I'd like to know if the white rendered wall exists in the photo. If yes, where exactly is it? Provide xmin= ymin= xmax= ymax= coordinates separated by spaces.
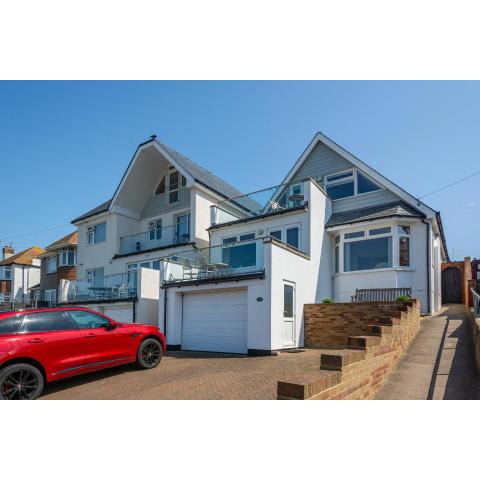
xmin=136 ymin=267 xmax=160 ymax=325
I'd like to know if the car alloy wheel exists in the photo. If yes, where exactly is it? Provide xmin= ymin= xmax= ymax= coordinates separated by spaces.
xmin=0 ymin=367 xmax=42 ymax=400
xmin=137 ymin=338 xmax=163 ymax=369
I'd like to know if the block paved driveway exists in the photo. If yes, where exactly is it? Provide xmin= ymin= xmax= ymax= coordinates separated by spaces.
xmin=41 ymin=348 xmax=322 ymax=400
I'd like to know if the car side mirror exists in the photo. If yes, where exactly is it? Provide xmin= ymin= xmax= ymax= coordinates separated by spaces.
xmin=106 ymin=321 xmax=117 ymax=331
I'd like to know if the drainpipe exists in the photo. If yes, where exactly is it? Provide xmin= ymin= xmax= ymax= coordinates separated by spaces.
xmin=163 ymin=285 xmax=168 ymax=340
xmin=421 ymin=218 xmax=431 ymax=314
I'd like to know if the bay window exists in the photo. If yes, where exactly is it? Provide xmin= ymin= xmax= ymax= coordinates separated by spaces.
xmin=334 ymin=224 xmax=412 ymax=273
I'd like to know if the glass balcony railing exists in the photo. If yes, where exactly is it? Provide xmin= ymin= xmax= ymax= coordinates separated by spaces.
xmin=62 ymin=273 xmax=137 ymax=303
xmin=163 ymin=238 xmax=266 ymax=284
xmin=213 ymin=181 xmax=308 ymax=225
xmin=118 ymin=221 xmax=190 ymax=256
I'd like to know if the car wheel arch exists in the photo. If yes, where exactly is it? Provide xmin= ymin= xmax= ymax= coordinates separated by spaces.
xmin=140 ymin=334 xmax=165 ymax=351
xmin=0 ymin=357 xmax=47 ymax=383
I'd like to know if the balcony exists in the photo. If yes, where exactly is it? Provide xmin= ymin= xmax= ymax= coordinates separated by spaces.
xmin=163 ymin=238 xmax=266 ymax=285
xmin=118 ymin=221 xmax=191 ymax=256
xmin=211 ymin=181 xmax=308 ymax=227
xmin=62 ymin=273 xmax=137 ymax=303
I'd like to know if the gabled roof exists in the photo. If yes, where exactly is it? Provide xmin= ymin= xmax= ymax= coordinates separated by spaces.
xmin=284 ymin=132 xmax=449 ymax=259
xmin=72 ymin=138 xmax=254 ymax=224
xmin=326 ymin=201 xmax=424 ymax=228
xmin=0 ymin=246 xmax=45 ymax=266
xmin=44 ymin=231 xmax=78 ymax=251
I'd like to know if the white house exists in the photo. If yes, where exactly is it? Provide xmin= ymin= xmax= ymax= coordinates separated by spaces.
xmin=0 ymin=245 xmax=44 ymax=308
xmin=66 ymin=133 xmax=448 ymax=355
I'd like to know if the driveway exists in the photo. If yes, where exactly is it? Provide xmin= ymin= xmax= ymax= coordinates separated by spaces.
xmin=41 ymin=348 xmax=322 ymax=400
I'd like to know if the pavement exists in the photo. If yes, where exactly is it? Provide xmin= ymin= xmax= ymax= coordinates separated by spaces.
xmin=376 ymin=304 xmax=480 ymax=400
xmin=41 ymin=348 xmax=324 ymax=400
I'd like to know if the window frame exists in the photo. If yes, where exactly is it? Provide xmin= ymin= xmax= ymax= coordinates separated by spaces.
xmin=44 ymin=289 xmax=57 ymax=306
xmin=58 ymin=246 xmax=76 ymax=266
xmin=148 ymin=219 xmax=162 ymax=241
xmin=87 ymin=222 xmax=107 ymax=245
xmin=324 ymin=168 xmax=383 ymax=201
xmin=333 ymin=222 xmax=413 ymax=274
xmin=0 ymin=266 xmax=12 ymax=281
xmin=46 ymin=254 xmax=57 ymax=274
xmin=267 ymin=223 xmax=302 ymax=250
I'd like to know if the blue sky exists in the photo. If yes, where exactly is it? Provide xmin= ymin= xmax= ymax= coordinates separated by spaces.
xmin=0 ymin=81 xmax=478 ymax=259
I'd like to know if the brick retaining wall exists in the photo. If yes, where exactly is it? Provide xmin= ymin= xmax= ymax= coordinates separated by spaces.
xmin=278 ymin=299 xmax=422 ymax=399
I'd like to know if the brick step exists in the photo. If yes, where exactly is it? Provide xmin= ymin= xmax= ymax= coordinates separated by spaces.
xmin=320 ymin=349 xmax=365 ymax=370
xmin=277 ymin=370 xmax=341 ymax=400
xmin=379 ymin=316 xmax=402 ymax=326
xmin=348 ymin=335 xmax=381 ymax=349
xmin=366 ymin=324 xmax=393 ymax=336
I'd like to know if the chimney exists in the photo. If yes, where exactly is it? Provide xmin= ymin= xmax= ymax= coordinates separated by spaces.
xmin=2 ymin=245 xmax=14 ymax=260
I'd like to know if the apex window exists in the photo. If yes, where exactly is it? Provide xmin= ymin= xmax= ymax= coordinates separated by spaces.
xmin=324 ymin=169 xmax=382 ymax=200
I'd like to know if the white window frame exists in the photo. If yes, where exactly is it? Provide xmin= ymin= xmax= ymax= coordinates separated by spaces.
xmin=46 ymin=255 xmax=57 ymax=274
xmin=334 ymin=222 xmax=413 ymax=274
xmin=168 ymin=170 xmax=180 ymax=204
xmin=324 ymin=168 xmax=383 ymax=201
xmin=148 ymin=219 xmax=162 ymax=241
xmin=86 ymin=267 xmax=104 ymax=286
xmin=174 ymin=212 xmax=191 ymax=243
xmin=221 ymin=232 xmax=256 ymax=245
xmin=58 ymin=247 xmax=76 ymax=266
xmin=45 ymin=289 xmax=57 ymax=306
xmin=267 ymin=223 xmax=302 ymax=250
xmin=87 ymin=222 xmax=106 ymax=245
xmin=0 ymin=266 xmax=12 ymax=281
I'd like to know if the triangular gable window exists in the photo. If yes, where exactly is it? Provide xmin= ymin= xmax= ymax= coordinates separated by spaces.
xmin=357 ymin=171 xmax=381 ymax=194
xmin=155 ymin=176 xmax=166 ymax=196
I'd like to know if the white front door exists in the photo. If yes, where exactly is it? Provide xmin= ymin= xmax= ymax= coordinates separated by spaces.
xmin=283 ymin=282 xmax=295 ymax=347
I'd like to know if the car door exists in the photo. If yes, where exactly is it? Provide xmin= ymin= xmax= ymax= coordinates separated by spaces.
xmin=66 ymin=310 xmax=132 ymax=366
xmin=16 ymin=311 xmax=85 ymax=377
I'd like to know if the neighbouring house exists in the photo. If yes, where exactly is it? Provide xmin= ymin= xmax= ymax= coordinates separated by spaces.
xmin=37 ymin=231 xmax=78 ymax=306
xmin=472 ymin=258 xmax=480 ymax=293
xmin=0 ymin=245 xmax=45 ymax=308
xmin=64 ymin=132 xmax=448 ymax=355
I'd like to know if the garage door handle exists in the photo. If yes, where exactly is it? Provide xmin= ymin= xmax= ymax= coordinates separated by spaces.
xmin=28 ymin=338 xmax=44 ymax=344
xmin=85 ymin=333 xmax=96 ymax=338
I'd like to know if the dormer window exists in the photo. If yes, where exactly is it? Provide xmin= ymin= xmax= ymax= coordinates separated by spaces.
xmin=324 ymin=169 xmax=382 ymax=200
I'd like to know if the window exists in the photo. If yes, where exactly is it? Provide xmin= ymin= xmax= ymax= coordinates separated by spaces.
xmin=86 ymin=267 xmax=104 ymax=287
xmin=325 ymin=170 xmax=381 ymax=200
xmin=268 ymin=225 xmax=301 ymax=249
xmin=335 ymin=223 xmax=411 ymax=273
xmin=398 ymin=225 xmax=411 ymax=267
xmin=269 ymin=230 xmax=282 ymax=241
xmin=20 ymin=311 xmax=73 ymax=333
xmin=283 ymin=284 xmax=294 ymax=317
xmin=357 ymin=171 xmax=381 ymax=194
xmin=221 ymin=233 xmax=256 ymax=268
xmin=149 ymin=219 xmax=162 ymax=241
xmin=59 ymin=247 xmax=76 ymax=266
xmin=45 ymin=289 xmax=57 ymax=306
xmin=0 ymin=316 xmax=22 ymax=335
xmin=87 ymin=222 xmax=106 ymax=244
xmin=0 ymin=266 xmax=12 ymax=281
xmin=46 ymin=255 xmax=57 ymax=274
xmin=344 ymin=236 xmax=392 ymax=272
xmin=169 ymin=171 xmax=179 ymax=203
xmin=175 ymin=213 xmax=190 ymax=243
xmin=155 ymin=176 xmax=166 ymax=195
xmin=286 ymin=227 xmax=299 ymax=249
xmin=67 ymin=310 xmax=110 ymax=329
xmin=127 ymin=263 xmax=138 ymax=289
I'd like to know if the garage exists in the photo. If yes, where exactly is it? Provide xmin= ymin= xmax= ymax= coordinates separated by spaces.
xmin=102 ymin=304 xmax=134 ymax=323
xmin=181 ymin=289 xmax=248 ymax=354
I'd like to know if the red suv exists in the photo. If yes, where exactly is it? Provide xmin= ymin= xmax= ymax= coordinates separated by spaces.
xmin=0 ymin=307 xmax=166 ymax=400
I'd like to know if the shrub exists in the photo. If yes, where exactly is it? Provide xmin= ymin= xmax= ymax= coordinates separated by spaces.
xmin=322 ymin=298 xmax=333 ymax=304
xmin=396 ymin=295 xmax=410 ymax=302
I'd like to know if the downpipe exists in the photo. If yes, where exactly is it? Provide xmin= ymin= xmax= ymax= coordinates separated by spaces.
xmin=421 ymin=218 xmax=431 ymax=315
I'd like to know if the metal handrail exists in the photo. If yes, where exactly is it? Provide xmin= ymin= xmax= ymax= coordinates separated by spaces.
xmin=471 ymin=287 xmax=480 ymax=315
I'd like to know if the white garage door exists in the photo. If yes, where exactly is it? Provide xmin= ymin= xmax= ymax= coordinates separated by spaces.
xmin=182 ymin=290 xmax=247 ymax=354
xmin=103 ymin=305 xmax=134 ymax=323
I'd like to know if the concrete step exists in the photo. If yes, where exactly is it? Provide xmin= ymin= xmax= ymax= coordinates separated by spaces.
xmin=348 ymin=335 xmax=381 ymax=349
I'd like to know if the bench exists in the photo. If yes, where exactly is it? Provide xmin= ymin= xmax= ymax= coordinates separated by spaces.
xmin=351 ymin=288 xmax=412 ymax=302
